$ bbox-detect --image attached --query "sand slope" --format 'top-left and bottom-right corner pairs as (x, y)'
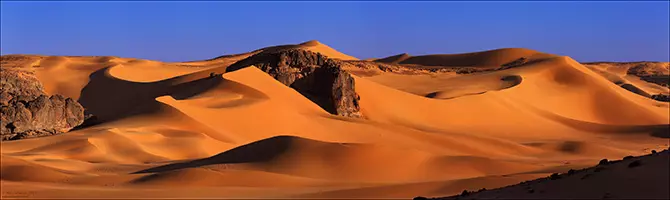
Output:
(433, 149), (670, 200)
(1, 43), (668, 199)
(375, 48), (553, 68)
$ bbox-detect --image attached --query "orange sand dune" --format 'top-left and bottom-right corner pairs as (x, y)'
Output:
(375, 53), (412, 64)
(376, 48), (553, 67)
(192, 39), (358, 65)
(1, 43), (668, 199)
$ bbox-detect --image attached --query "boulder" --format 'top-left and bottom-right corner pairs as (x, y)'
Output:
(1, 67), (85, 141)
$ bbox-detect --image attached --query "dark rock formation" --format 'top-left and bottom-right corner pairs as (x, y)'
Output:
(500, 57), (528, 69)
(651, 94), (670, 102)
(640, 75), (670, 88)
(226, 49), (362, 118)
(1, 68), (85, 141)
(0, 69), (45, 105)
(626, 62), (669, 77)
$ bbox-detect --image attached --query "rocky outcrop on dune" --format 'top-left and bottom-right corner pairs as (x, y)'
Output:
(0, 55), (44, 69)
(624, 62), (670, 77)
(0, 68), (45, 104)
(500, 57), (528, 69)
(421, 149), (670, 200)
(584, 62), (669, 88)
(583, 62), (669, 102)
(623, 62), (669, 88)
(0, 67), (85, 141)
(226, 49), (362, 118)
(651, 94), (670, 102)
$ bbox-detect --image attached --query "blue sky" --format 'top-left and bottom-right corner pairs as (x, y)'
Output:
(1, 1), (668, 62)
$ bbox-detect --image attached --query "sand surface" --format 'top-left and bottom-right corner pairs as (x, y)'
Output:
(1, 42), (668, 199)
(434, 149), (670, 200)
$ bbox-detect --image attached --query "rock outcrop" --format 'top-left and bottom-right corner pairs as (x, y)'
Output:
(500, 57), (528, 69)
(226, 49), (362, 118)
(1, 67), (85, 141)
(584, 62), (670, 89)
(651, 94), (670, 102)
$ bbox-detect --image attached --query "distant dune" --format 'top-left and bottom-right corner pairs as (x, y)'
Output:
(1, 40), (668, 199)
(375, 53), (412, 64)
(375, 48), (552, 68)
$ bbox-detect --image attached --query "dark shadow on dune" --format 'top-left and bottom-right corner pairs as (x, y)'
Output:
(619, 83), (651, 98)
(500, 75), (523, 86)
(425, 91), (488, 99)
(650, 126), (670, 138)
(76, 65), (257, 124)
(525, 104), (670, 138)
(169, 74), (269, 109)
(77, 67), (171, 123)
(558, 141), (583, 154)
(133, 135), (300, 174)
(169, 76), (224, 100)
(425, 75), (522, 100)
(424, 92), (439, 98)
(69, 115), (102, 132)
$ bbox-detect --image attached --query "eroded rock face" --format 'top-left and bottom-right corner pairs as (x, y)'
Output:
(1, 67), (85, 141)
(227, 49), (362, 118)
(0, 69), (45, 105)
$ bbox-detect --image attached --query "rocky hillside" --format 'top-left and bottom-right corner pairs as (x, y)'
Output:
(0, 65), (85, 141)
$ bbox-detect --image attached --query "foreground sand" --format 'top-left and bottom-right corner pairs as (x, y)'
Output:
(1, 41), (668, 199)
(432, 149), (669, 199)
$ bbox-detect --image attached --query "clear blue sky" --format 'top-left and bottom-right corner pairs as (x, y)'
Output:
(1, 1), (669, 62)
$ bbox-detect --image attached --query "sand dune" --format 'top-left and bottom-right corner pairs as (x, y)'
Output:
(376, 53), (412, 64)
(376, 48), (553, 68)
(362, 56), (668, 128)
(0, 156), (75, 182)
(135, 135), (546, 183)
(200, 40), (358, 64)
(1, 42), (668, 199)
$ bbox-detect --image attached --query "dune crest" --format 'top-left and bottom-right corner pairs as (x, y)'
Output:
(375, 48), (550, 68)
